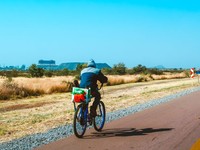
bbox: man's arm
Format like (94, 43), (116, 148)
(98, 70), (108, 83)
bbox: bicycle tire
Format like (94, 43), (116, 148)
(93, 101), (106, 132)
(73, 104), (87, 138)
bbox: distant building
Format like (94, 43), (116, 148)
(36, 60), (111, 71)
(38, 60), (56, 65)
(37, 60), (58, 70)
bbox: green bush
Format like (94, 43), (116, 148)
(28, 64), (44, 77)
(44, 70), (53, 77)
(112, 63), (126, 75)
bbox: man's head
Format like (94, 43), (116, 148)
(87, 59), (96, 68)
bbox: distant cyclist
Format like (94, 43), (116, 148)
(80, 59), (108, 117)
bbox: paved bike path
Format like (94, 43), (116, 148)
(35, 91), (200, 150)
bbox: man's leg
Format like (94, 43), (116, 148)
(90, 91), (101, 117)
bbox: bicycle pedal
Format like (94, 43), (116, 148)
(89, 121), (92, 126)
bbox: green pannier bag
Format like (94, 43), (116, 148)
(72, 87), (91, 103)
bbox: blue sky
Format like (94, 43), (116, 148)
(0, 0), (200, 68)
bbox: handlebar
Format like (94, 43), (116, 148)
(73, 79), (104, 91)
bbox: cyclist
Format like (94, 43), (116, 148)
(80, 59), (108, 117)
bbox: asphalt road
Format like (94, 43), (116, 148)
(36, 91), (200, 150)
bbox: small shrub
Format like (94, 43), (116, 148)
(31, 114), (48, 124)
(44, 70), (53, 77)
(136, 76), (145, 82)
(0, 128), (7, 136)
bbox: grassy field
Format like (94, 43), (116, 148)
(0, 73), (198, 143)
(0, 72), (187, 100)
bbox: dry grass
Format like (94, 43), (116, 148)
(0, 73), (188, 100)
(152, 72), (186, 80)
(0, 76), (75, 100)
(106, 73), (187, 86)
(13, 76), (74, 94)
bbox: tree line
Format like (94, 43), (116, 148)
(0, 63), (185, 78)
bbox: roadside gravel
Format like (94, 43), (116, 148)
(1, 86), (200, 150)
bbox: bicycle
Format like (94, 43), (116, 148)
(72, 84), (106, 138)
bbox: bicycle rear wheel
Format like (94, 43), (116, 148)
(73, 104), (87, 138)
(93, 101), (106, 132)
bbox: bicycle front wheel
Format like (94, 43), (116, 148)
(93, 101), (106, 132)
(73, 104), (87, 138)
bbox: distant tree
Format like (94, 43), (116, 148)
(20, 65), (26, 71)
(112, 63), (126, 75)
(44, 70), (53, 77)
(102, 68), (112, 75)
(148, 68), (163, 75)
(28, 64), (44, 77)
(132, 64), (147, 74)
(56, 68), (69, 76)
(9, 70), (19, 77)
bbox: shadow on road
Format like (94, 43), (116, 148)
(84, 127), (174, 139)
